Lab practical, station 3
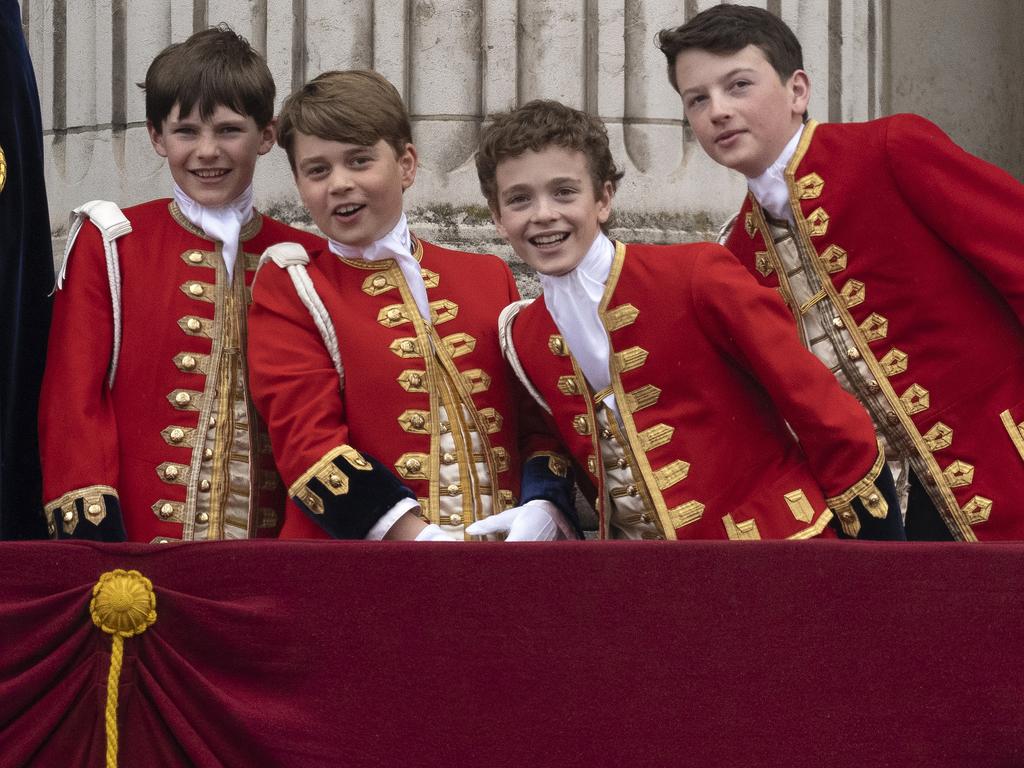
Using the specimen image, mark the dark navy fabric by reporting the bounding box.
[519,454,581,538]
[0,0,54,539]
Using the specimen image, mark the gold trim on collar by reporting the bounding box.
[168,201,263,241]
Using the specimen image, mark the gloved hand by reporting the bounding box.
[465,500,567,541]
[414,523,460,542]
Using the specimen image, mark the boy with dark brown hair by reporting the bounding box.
[39,26,323,542]
[247,70,576,542]
[659,4,1024,540]
[476,99,902,541]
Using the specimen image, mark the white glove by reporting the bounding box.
[465,500,568,541]
[414,523,460,542]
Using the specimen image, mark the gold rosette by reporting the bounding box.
[90,569,157,637]
[90,569,157,768]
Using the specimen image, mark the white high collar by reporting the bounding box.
[173,183,255,284]
[746,123,805,223]
[328,213,431,322]
[540,232,615,397]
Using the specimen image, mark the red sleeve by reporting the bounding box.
[691,244,881,497]
[38,222,120,505]
[886,113,1024,322]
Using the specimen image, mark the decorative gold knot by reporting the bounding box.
[90,569,157,638]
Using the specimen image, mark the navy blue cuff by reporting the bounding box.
[519,454,582,538]
[47,489,127,542]
[290,445,415,539]
[833,464,906,541]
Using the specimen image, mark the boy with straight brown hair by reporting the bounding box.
[38,25,324,542]
[659,4,1024,541]
[475,99,902,541]
[247,70,576,542]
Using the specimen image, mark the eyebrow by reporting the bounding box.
[681,67,758,97]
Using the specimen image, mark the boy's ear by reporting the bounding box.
[596,181,614,225]
[147,121,168,158]
[489,204,508,239]
[399,143,418,192]
[257,119,276,156]
[788,69,811,118]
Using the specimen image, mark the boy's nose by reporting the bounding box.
[196,132,221,159]
[532,197,557,222]
[707,92,731,121]
[327,168,354,194]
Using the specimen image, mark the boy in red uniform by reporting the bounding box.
[659,4,1024,540]
[473,99,901,541]
[247,71,575,541]
[39,27,324,542]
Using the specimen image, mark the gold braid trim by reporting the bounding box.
[824,441,888,537]
[90,570,158,768]
[43,484,119,516]
[287,444,372,499]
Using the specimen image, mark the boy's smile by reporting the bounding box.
[292,134,416,248]
[674,44,808,178]
[492,146,612,277]
[148,104,274,207]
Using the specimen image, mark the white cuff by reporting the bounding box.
[364,497,421,540]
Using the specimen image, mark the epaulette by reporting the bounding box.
[497,299,550,414]
[56,200,132,388]
[257,242,344,392]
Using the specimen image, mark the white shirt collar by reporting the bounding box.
[173,183,255,284]
[540,232,616,397]
[746,123,805,223]
[327,214,431,322]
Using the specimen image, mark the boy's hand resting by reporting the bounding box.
[465,500,567,541]
[414,523,460,542]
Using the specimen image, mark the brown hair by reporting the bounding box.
[657,4,804,92]
[475,99,624,210]
[142,24,274,131]
[276,70,412,171]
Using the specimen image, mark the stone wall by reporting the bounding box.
[25,0,898,271]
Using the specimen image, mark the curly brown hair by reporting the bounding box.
[475,100,623,210]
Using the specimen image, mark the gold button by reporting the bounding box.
[181,355,197,371]
[868,493,880,504]
[627,485,638,496]
[550,338,564,354]
[832,317,844,328]
[409,373,423,387]
[867,379,879,392]
[846,348,860,360]
[639,513,649,524]
[197,511,210,524]
[159,503,174,519]
[175,391,192,405]
[616,458,627,469]
[62,510,74,523]
[169,428,185,443]
[387,308,402,322]
[410,414,425,429]
[439,422,451,434]
[400,340,416,353]
[328,473,344,488]
[886,410,899,425]
[203,448,213,460]
[372,275,387,288]
[841,510,856,522]
[188,282,204,296]
[447,483,459,495]
[441,452,455,464]
[188,251,204,264]
[186,317,202,331]
[600,429,613,440]
[200,479,211,492]
[405,458,422,473]
[209,416,217,427]
[164,466,180,480]
[87,503,101,516]
[449,513,463,526]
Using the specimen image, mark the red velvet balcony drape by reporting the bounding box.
[1,541,1022,767]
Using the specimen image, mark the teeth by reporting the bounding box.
[532,233,567,245]
[335,204,363,215]
[192,169,227,178]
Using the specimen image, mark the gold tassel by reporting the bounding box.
[90,570,158,768]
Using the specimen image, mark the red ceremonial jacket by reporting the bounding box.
[724,115,1024,541]
[247,238,569,539]
[38,199,324,542]
[507,241,885,540]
